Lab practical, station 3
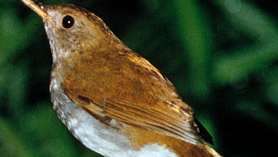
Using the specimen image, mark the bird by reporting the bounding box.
[22,0,222,157]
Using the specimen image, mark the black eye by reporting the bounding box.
[62,15,75,28]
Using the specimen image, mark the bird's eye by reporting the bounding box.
[62,15,75,28]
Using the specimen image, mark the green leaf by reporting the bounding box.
[173,0,212,100]
[214,41,278,84]
[215,0,278,42]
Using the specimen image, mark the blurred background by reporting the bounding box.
[0,0,277,156]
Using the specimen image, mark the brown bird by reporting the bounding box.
[22,0,222,157]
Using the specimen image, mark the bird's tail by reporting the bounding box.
[203,144,222,157]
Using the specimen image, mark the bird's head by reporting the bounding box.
[22,0,113,63]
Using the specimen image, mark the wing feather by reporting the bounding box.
[63,49,202,145]
[78,97,201,144]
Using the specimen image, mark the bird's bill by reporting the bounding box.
[22,0,49,20]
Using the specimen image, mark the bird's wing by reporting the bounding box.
[62,50,202,144]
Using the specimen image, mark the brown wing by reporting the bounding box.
[62,48,202,144]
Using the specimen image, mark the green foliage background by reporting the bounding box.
[0,0,277,156]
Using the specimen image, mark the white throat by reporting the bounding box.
[49,78,178,157]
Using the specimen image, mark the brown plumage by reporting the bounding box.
[22,0,222,157]
[60,31,217,157]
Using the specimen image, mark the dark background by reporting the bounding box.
[0,0,277,157]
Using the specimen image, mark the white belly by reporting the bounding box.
[50,78,178,157]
